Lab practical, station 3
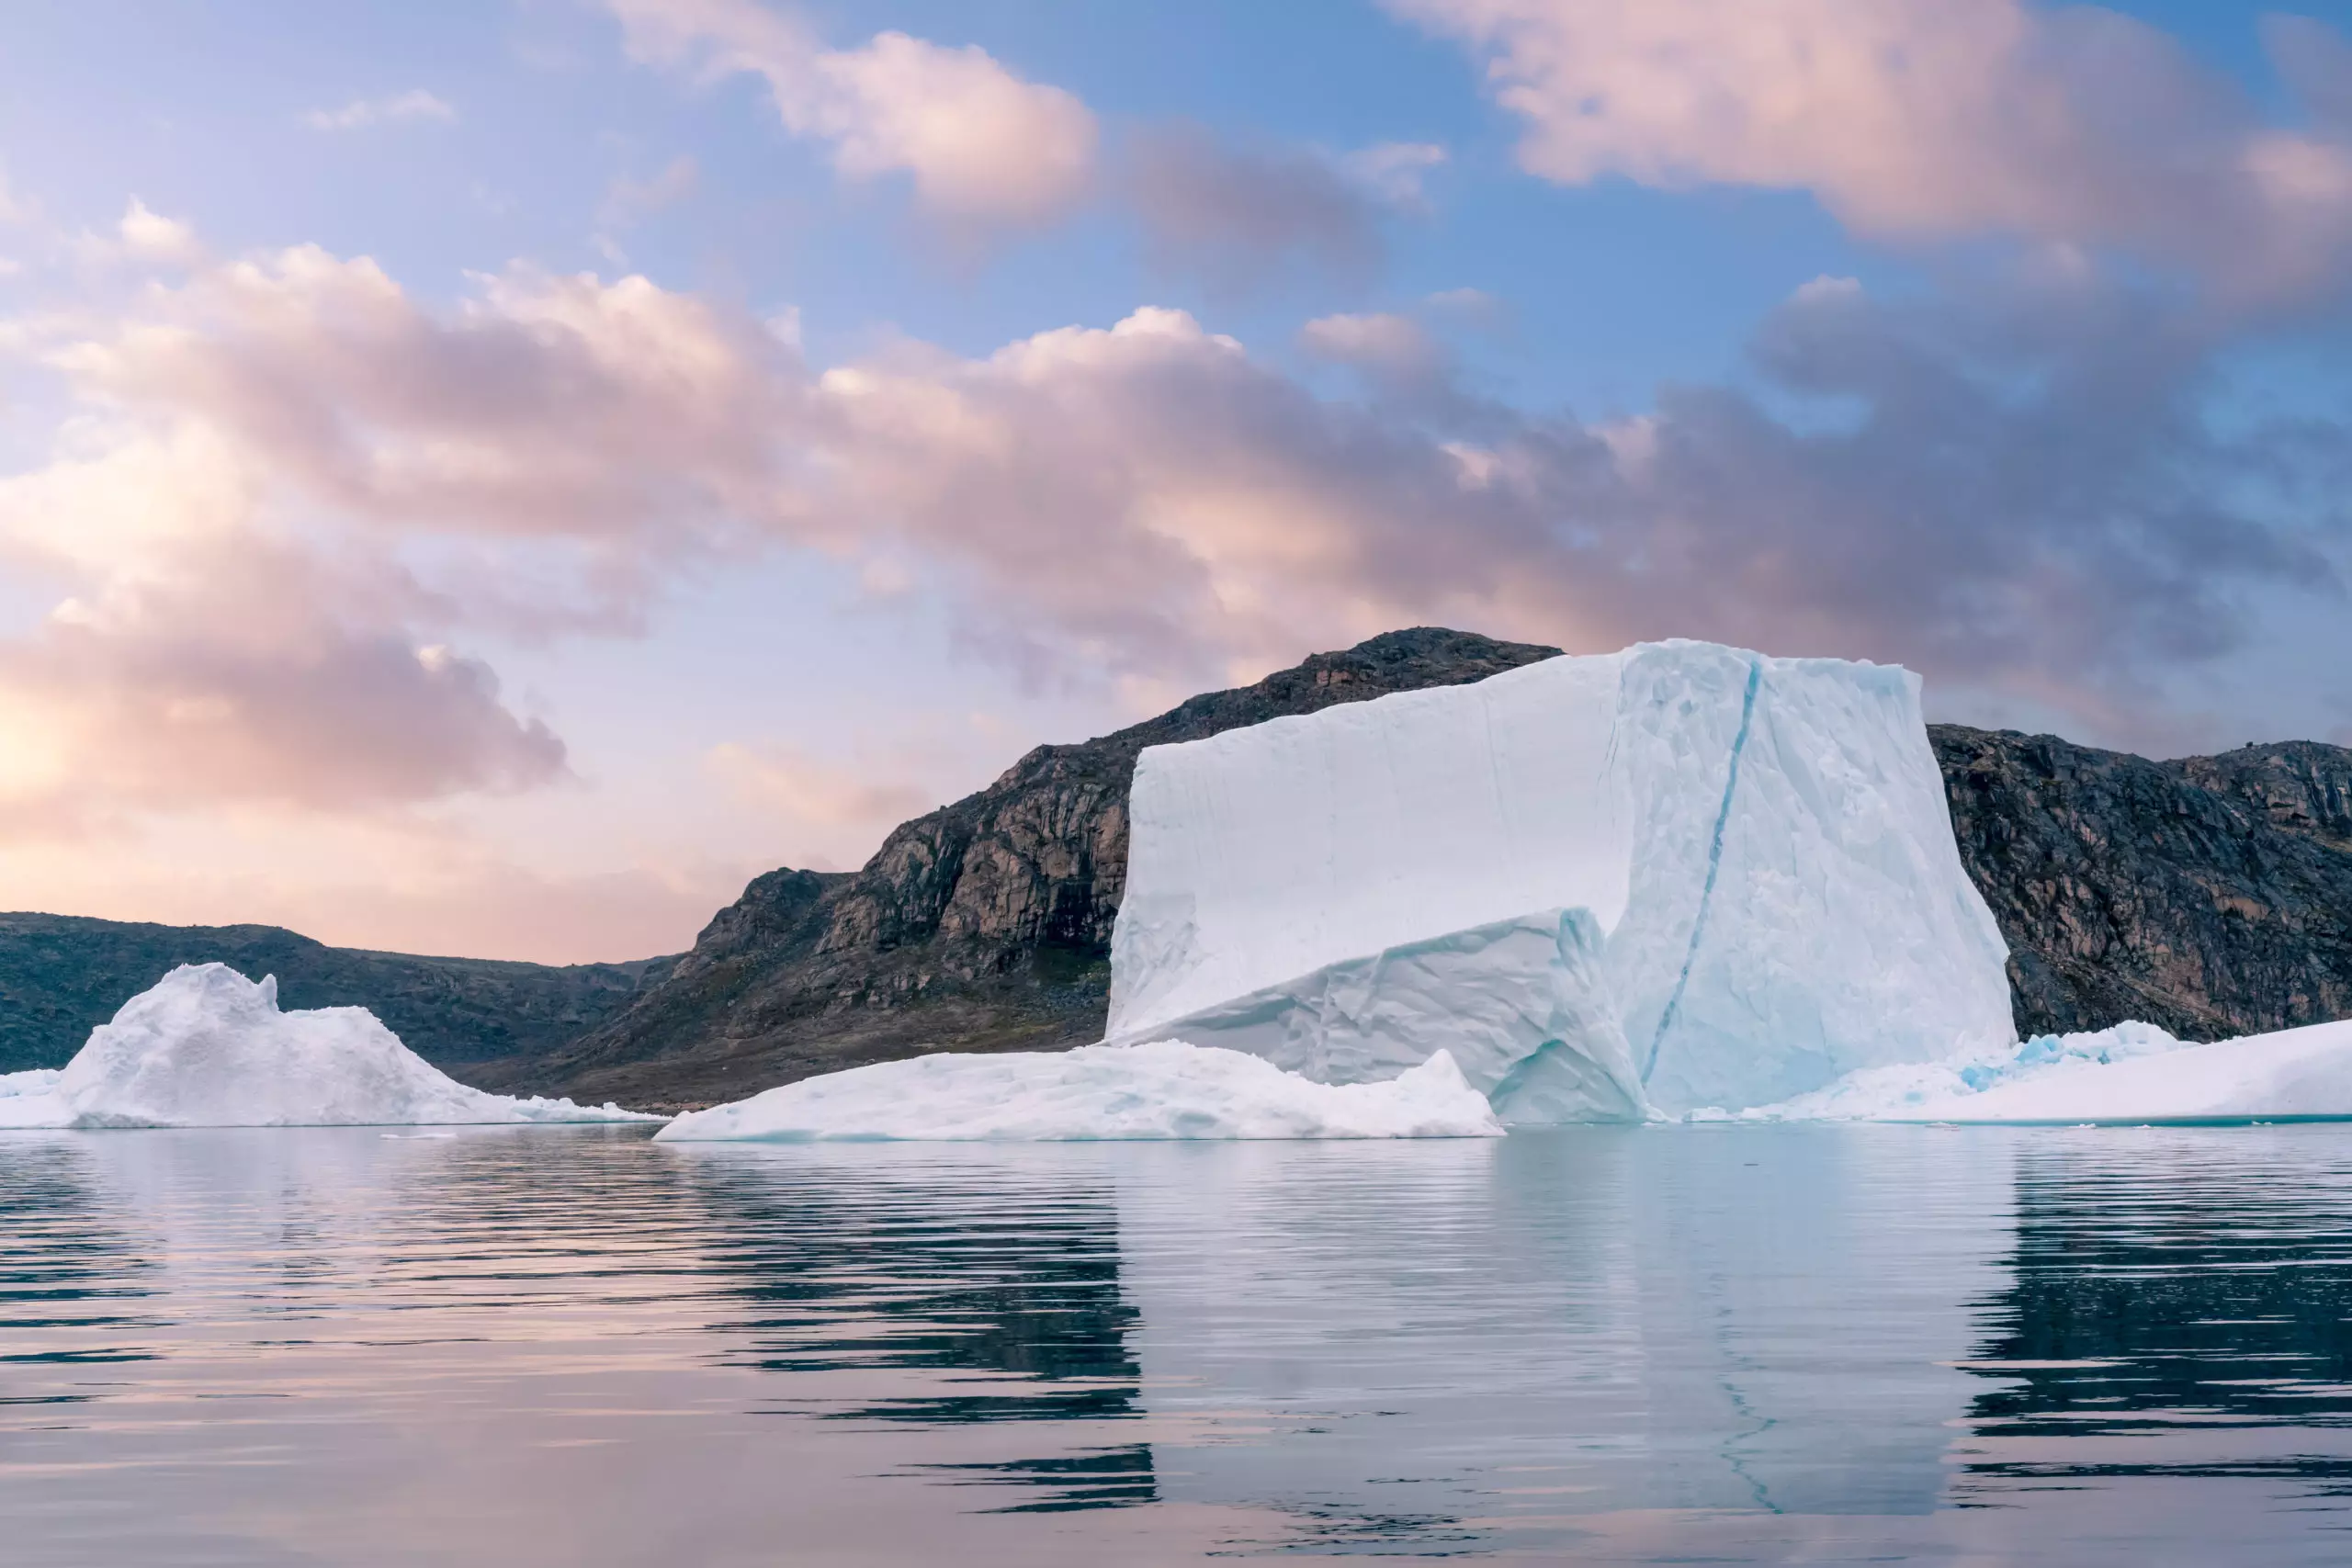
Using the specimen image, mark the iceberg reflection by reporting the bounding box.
[1112,1126,2014,1540]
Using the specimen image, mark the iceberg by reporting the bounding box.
[1106,639,2014,1119]
[4,964,657,1129]
[653,1040,1503,1143]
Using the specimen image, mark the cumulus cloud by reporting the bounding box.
[1391,0,2352,309]
[1129,127,1426,290]
[119,197,199,263]
[807,285,2349,743]
[71,197,204,268]
[44,245,801,574]
[604,0,1097,231]
[0,245,806,829]
[0,547,565,815]
[1298,310,1442,370]
[1341,141,1449,209]
[10,229,2340,817]
[1297,310,1455,400]
[0,427,565,824]
[598,154,699,231]
[303,89,458,131]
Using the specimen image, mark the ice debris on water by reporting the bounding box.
[1699,1021,2186,1122]
[653,1041,1503,1143]
[1712,1018,2352,1124]
[1892,1018,2352,1123]
[0,964,659,1130]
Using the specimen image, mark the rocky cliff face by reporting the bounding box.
[1934,728,2352,1040]
[500,628,1564,1109]
[0,912,675,1077]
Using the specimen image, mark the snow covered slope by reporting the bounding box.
[6,964,655,1129]
[655,1041,1502,1142]
[1107,640,2013,1118]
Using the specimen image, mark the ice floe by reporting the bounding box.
[1892,1019,2352,1124]
[1711,1019,2352,1124]
[654,1040,1503,1143]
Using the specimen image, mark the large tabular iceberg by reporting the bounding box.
[1105,639,2016,1120]
[654,1041,1502,1142]
[3,964,656,1130]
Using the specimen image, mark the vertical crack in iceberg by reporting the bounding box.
[1642,657,1764,1085]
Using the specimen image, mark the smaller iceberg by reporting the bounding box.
[1898,1019,2352,1123]
[0,1068,65,1129]
[1722,1017,2352,1124]
[5,964,656,1130]
[655,1041,1503,1143]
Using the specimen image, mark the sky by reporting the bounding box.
[3,0,2352,964]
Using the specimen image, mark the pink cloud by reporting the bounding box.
[1392,0,2352,308]
[605,0,1098,231]
[5,236,2335,843]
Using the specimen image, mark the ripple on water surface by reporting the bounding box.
[7,1122,2352,1563]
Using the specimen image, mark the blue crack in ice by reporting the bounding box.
[1642,656,1764,1085]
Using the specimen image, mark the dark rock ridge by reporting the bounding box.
[494,628,1564,1110]
[1933,727,2352,1041]
[0,911,674,1077]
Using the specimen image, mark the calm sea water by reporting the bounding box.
[6,1123,2352,1564]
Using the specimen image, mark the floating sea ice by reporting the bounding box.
[1714,1017,2352,1124]
[1713,1021,2187,1122]
[5,964,659,1130]
[1897,1019,2352,1124]
[0,1068,65,1129]
[654,1040,1505,1143]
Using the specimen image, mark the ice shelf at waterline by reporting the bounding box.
[655,1041,1504,1142]
[1894,1019,2352,1123]
[0,964,657,1129]
[1105,639,2015,1120]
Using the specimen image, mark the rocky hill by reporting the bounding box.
[0,912,674,1077]
[1935,728,2352,1040]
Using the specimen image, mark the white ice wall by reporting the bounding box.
[1106,640,2014,1117]
[1110,648,1634,1037]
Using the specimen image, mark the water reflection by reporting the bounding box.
[671,1145,1158,1507]
[1111,1127,2013,1550]
[7,1122,2352,1563]
[1956,1127,2352,1499]
[0,1135,158,1384]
